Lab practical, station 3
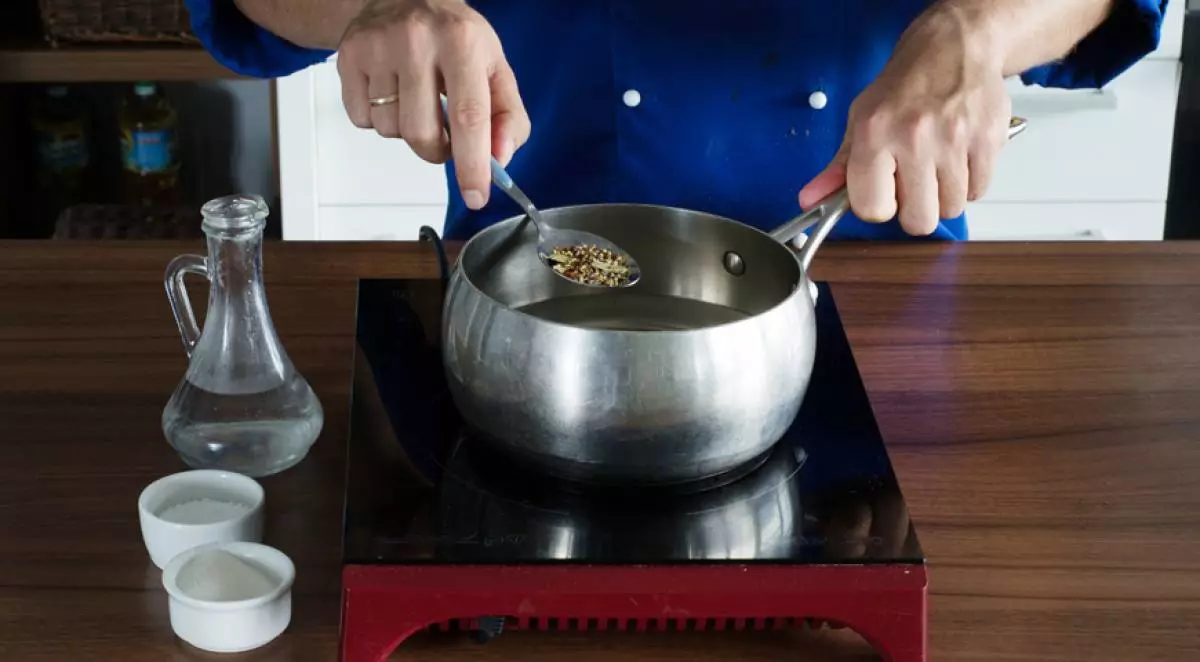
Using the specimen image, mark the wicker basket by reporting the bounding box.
[53,204,203,240]
[39,0,198,45]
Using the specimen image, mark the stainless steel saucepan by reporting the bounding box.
[442,118,1027,485]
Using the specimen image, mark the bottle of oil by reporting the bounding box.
[32,85,90,236]
[119,81,182,206]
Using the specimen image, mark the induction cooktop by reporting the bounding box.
[339,272,927,662]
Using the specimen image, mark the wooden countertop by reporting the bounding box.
[2,240,1199,661]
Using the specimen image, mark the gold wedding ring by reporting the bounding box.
[368,93,400,107]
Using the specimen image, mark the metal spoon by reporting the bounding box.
[439,96,642,288]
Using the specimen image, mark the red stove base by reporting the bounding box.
[340,563,928,662]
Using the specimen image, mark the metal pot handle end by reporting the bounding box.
[770,116,1029,272]
[418,225,451,290]
[769,189,851,272]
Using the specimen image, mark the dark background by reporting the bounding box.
[1165,2,1198,238]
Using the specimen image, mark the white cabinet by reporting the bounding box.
[970,58,1180,241]
[275,56,448,241]
[996,61,1177,203]
[965,202,1167,241]
[314,205,447,241]
[276,1,1184,242]
[310,63,449,208]
[969,0,1183,241]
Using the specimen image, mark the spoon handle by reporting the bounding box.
[487,157,536,215]
[488,158,514,190]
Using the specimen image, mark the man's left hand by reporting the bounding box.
[798,9,1013,235]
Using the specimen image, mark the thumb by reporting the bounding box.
[798,135,850,211]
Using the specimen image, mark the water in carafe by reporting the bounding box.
[161,194,323,477]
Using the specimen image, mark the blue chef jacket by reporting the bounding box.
[186,0,1167,241]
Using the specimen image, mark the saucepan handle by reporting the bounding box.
[418,225,451,289]
[769,189,850,272]
[770,116,1029,272]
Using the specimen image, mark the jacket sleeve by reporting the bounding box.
[1020,0,1168,89]
[184,0,334,79]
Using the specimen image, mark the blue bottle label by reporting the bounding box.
[122,129,175,173]
[35,129,89,172]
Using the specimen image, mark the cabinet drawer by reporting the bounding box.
[989,59,1179,204]
[316,205,446,241]
[965,201,1165,241]
[312,61,450,206]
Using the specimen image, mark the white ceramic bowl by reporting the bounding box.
[138,470,265,569]
[162,541,295,653]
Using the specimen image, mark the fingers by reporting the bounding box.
[336,3,528,211]
[966,148,995,203]
[797,164,846,211]
[846,143,898,223]
[489,61,530,167]
[936,116,969,220]
[399,66,449,163]
[822,70,1011,236]
[967,117,1007,201]
[895,158,939,235]
[833,115,1007,234]
[441,39,493,209]
[366,74,401,138]
[936,155,968,220]
[339,59,371,129]
[798,138,849,211]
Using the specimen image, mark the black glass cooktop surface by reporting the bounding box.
[343,279,923,566]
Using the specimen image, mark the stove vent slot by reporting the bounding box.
[427,616,840,634]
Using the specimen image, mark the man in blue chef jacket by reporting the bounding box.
[185,0,1167,241]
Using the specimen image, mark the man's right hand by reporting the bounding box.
[337,0,530,210]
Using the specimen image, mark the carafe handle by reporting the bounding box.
[164,254,208,359]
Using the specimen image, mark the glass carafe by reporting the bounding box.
[161,194,323,477]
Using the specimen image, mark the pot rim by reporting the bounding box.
[452,203,814,338]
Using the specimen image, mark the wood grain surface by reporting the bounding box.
[0,239,1198,661]
[0,44,245,82]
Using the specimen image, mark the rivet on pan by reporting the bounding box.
[723,251,745,276]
